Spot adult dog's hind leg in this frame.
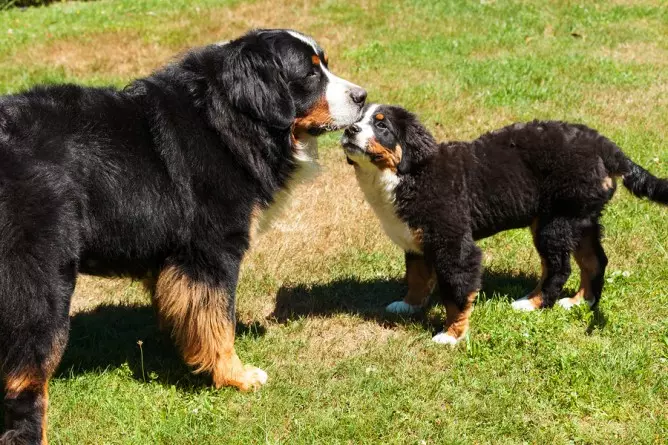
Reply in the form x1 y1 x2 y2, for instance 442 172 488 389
386 253 436 315
558 223 608 309
154 260 267 391
1 262 74 445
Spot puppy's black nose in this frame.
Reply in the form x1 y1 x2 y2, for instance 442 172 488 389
350 87 367 105
346 124 361 135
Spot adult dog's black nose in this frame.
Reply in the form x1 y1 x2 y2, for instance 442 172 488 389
350 87 367 105
346 124 361 135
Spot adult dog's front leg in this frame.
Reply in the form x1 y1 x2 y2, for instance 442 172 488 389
154 262 267 391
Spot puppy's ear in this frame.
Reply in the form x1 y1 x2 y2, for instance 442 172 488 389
218 40 295 129
396 110 438 174
397 146 411 174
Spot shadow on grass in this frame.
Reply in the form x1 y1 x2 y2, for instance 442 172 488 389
271 270 538 331
55 304 265 389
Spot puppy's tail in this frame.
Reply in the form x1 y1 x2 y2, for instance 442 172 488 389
604 143 668 205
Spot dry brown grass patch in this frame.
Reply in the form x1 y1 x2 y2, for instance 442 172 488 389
8 0 376 81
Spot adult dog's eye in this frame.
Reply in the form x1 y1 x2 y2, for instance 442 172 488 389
306 70 319 78
376 120 387 129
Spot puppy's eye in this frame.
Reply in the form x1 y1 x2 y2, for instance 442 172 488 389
375 120 387 129
306 69 320 78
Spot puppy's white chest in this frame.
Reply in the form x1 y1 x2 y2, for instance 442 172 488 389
355 168 422 254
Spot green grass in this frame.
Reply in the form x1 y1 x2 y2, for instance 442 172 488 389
1 0 667 443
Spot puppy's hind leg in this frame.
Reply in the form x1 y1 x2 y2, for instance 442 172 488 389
531 217 576 309
558 223 608 309
386 253 436 316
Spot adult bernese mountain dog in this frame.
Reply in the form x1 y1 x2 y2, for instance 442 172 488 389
342 104 667 346
0 29 366 444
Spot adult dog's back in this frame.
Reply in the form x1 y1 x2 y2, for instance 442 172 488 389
0 29 366 444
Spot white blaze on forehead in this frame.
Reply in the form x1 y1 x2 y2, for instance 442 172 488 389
287 30 320 54
288 30 365 128
346 104 379 154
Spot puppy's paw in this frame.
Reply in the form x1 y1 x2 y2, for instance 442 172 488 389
557 296 595 310
432 332 461 346
511 295 540 312
385 300 421 315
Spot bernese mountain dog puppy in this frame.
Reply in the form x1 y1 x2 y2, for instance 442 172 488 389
0 29 366 444
342 104 667 346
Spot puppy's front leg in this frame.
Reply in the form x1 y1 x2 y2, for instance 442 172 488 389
386 252 436 315
428 234 482 345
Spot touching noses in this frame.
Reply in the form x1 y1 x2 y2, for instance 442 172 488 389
349 87 367 105
345 124 361 135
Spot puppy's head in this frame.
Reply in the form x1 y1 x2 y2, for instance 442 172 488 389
206 29 366 138
341 104 437 173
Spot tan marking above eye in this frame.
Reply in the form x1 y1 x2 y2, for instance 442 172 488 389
375 113 385 120
311 55 321 65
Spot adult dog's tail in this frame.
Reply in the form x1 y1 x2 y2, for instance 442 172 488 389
600 136 668 205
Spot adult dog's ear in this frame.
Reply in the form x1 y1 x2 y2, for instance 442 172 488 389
218 39 295 129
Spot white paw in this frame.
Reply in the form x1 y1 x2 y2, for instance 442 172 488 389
432 332 460 346
511 296 538 312
385 300 421 315
241 365 268 391
557 297 595 310
557 297 579 309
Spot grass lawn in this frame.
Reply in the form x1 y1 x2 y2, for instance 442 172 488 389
1 0 667 443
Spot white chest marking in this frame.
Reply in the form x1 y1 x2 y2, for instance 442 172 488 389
256 135 320 233
354 167 422 254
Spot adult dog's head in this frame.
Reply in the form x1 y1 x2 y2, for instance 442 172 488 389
341 104 437 174
174 29 366 148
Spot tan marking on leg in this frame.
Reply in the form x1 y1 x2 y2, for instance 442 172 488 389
572 231 600 305
4 372 42 398
42 383 49 445
444 291 478 341
155 265 265 391
525 220 547 309
403 255 436 306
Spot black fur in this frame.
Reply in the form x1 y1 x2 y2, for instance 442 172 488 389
0 29 365 444
344 105 667 334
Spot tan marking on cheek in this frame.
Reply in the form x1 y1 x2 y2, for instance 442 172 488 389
444 291 478 340
403 254 435 306
311 55 320 65
367 139 402 171
293 96 332 134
